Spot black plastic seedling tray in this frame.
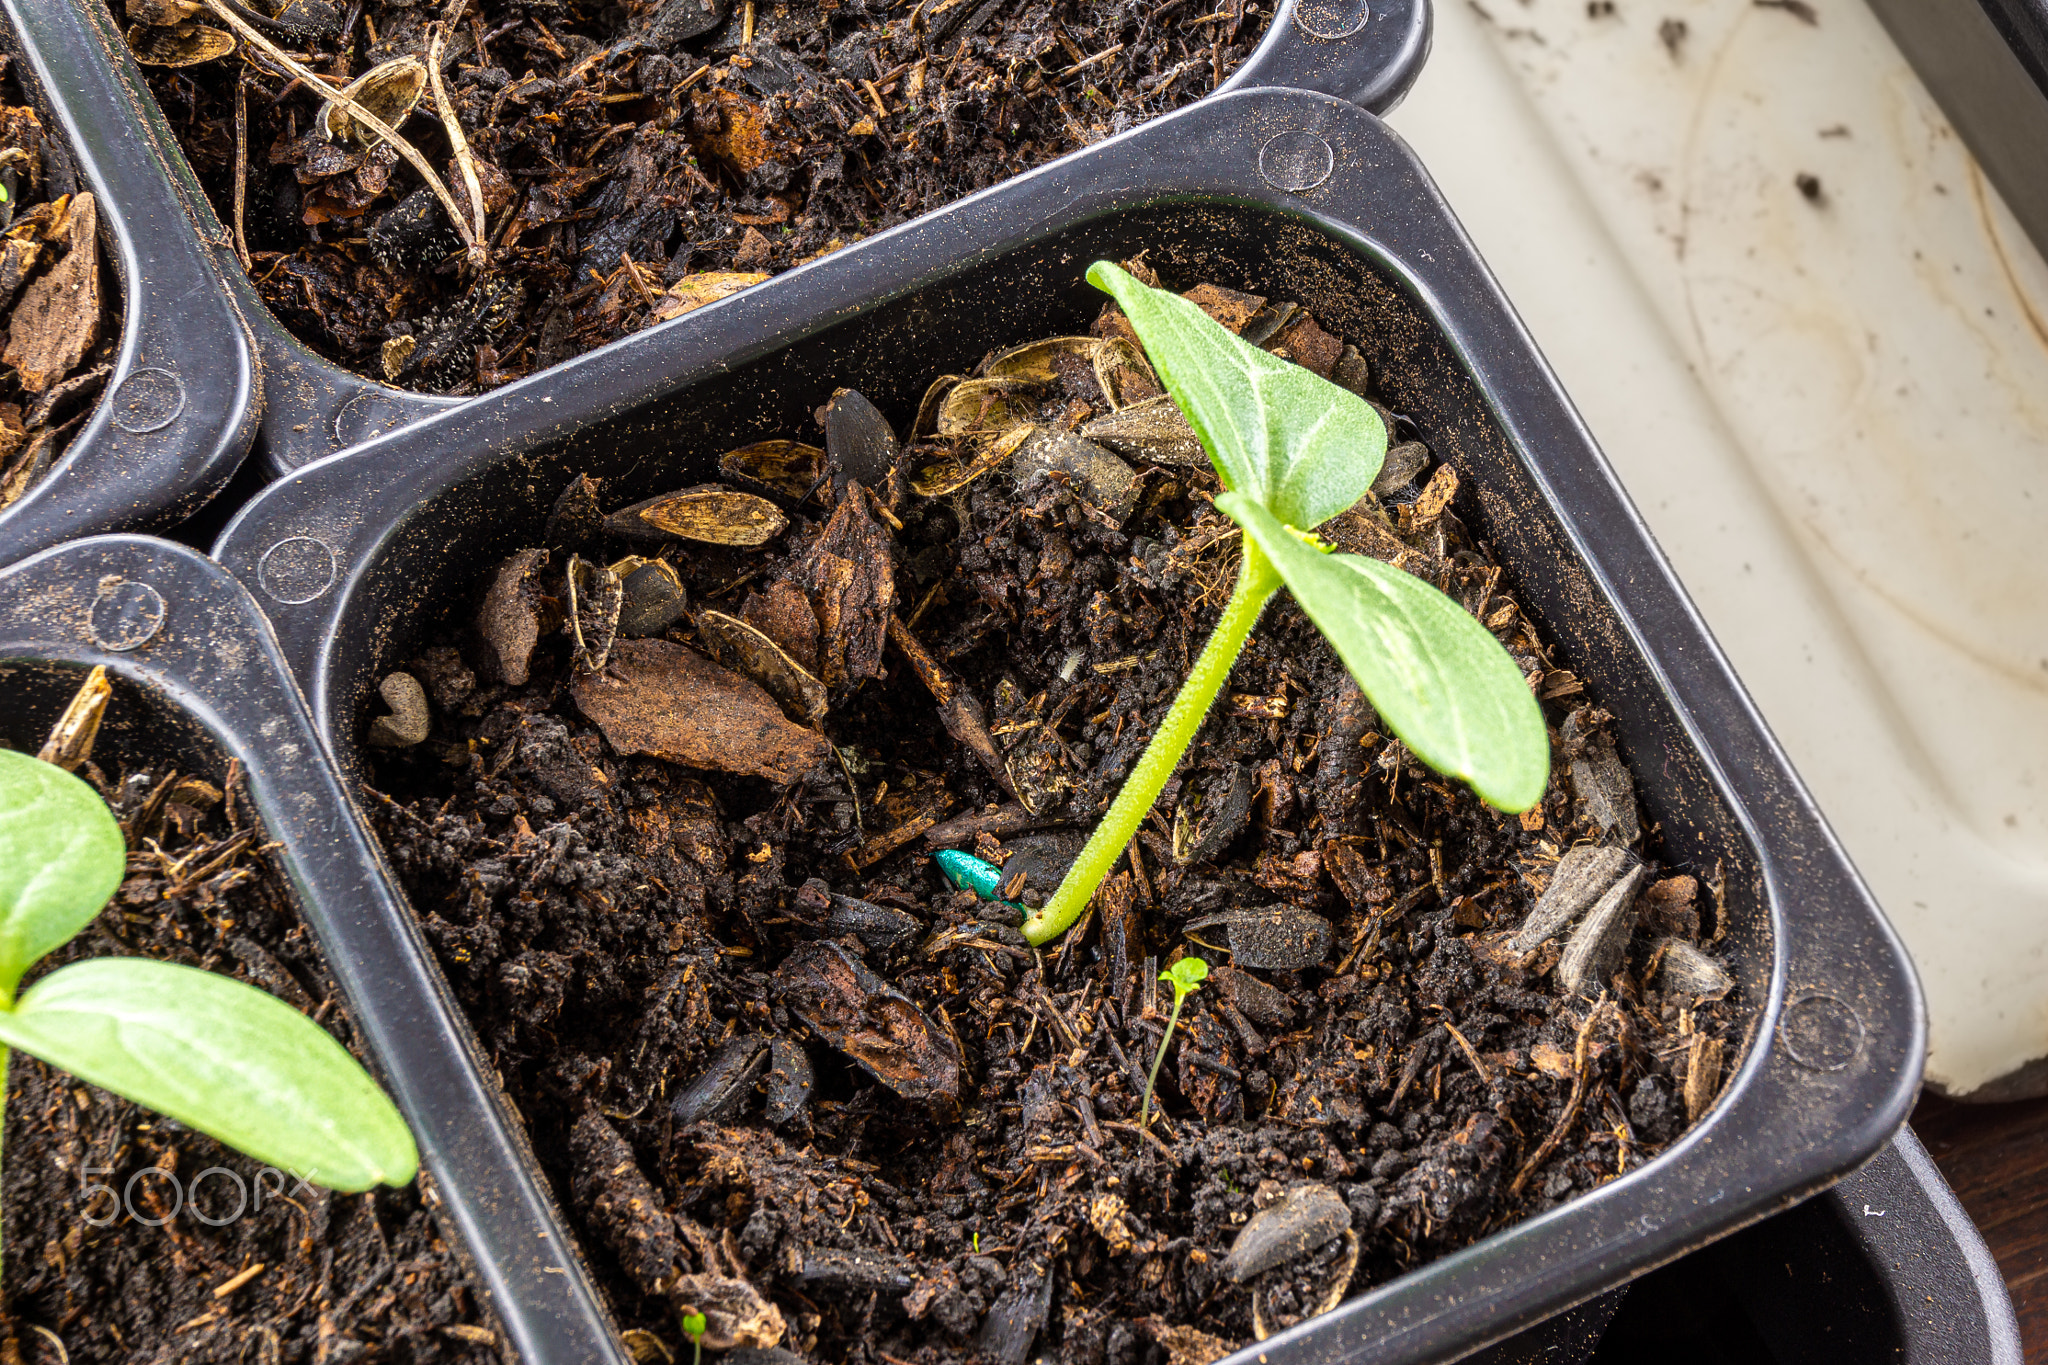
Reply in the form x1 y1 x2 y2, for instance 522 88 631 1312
202 76 1927 1365
0 534 622 1364
1590 1126 2022 1364
1866 0 2048 260
27 0 1426 476
0 1 259 569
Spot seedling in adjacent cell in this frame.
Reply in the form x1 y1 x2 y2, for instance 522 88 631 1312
0 722 417 1278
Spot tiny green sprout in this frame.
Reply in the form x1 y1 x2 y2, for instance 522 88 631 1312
0 748 418 1279
682 1309 709 1365
973 1230 981 1253
1019 263 1550 947
1141 956 1209 1132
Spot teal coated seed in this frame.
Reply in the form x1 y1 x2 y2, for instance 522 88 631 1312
934 849 1022 911
934 848 1003 898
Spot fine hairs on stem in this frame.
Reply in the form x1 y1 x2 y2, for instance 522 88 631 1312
1141 957 1209 1131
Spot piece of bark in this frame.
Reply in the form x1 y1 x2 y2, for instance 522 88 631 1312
0 422 62 510
773 940 962 1111
475 548 550 685
571 638 828 784
797 483 893 689
922 802 1053 847
741 577 822 676
0 237 42 315
569 1112 680 1297
4 192 100 393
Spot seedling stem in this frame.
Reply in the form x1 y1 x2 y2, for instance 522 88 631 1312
1022 543 1280 945
1141 957 1209 1131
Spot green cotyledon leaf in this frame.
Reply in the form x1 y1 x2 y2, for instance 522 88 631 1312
1220 492 1550 812
0 958 418 1191
0 750 127 1002
1086 260 1386 531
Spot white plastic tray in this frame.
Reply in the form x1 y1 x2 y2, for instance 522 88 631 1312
1387 0 2048 1097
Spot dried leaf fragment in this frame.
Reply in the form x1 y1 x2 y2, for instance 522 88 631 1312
571 638 828 784
652 270 769 323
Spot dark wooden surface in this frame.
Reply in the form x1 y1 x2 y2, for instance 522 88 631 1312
1914 1092 2048 1360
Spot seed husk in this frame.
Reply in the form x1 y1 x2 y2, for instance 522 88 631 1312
321 57 428 148
367 671 431 748
475 548 552 686
1223 1184 1350 1281
127 0 203 24
719 440 825 501
822 388 899 499
695 609 828 726
1372 441 1431 496
1509 844 1632 952
1557 862 1650 996
671 1036 770 1125
1172 763 1255 866
912 374 965 438
1651 938 1733 1002
1251 1231 1359 1341
651 270 770 323
125 21 236 65
564 554 623 675
603 485 789 546
1080 394 1205 467
1009 428 1139 523
1090 335 1162 409
910 424 1036 498
936 377 1039 437
984 335 1100 383
667 1274 786 1351
612 556 689 638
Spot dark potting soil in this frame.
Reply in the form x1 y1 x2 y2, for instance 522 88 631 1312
365 268 1746 1365
0 752 497 1362
0 54 119 513
135 0 1269 393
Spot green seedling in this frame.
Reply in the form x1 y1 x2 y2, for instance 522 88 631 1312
0 749 418 1275
1141 956 1209 1132
1020 263 1549 947
682 1309 709 1365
